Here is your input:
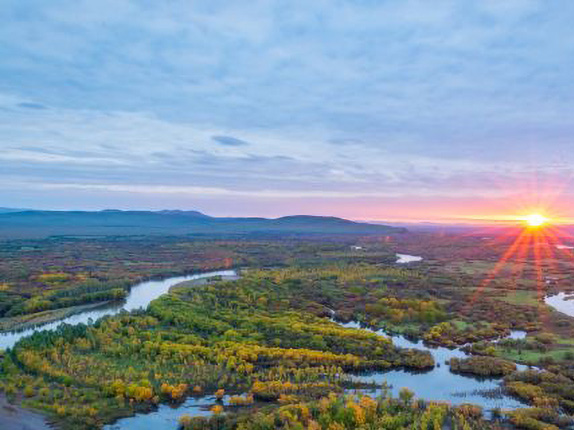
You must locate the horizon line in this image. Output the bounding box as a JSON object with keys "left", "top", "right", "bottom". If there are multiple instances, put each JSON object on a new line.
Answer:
{"left": 3, "top": 207, "right": 574, "bottom": 226}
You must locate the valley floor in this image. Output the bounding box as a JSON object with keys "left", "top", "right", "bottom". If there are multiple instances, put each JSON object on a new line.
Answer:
{"left": 1, "top": 234, "right": 574, "bottom": 430}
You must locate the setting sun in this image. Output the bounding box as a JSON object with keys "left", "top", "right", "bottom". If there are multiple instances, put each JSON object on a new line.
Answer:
{"left": 524, "top": 213, "right": 549, "bottom": 228}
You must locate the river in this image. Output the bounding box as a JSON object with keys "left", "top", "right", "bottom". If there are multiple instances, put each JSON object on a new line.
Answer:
{"left": 335, "top": 320, "right": 528, "bottom": 415}
{"left": 0, "top": 260, "right": 531, "bottom": 429}
{"left": 106, "top": 318, "right": 529, "bottom": 430}
{"left": 0, "top": 270, "right": 237, "bottom": 350}
{"left": 104, "top": 395, "right": 232, "bottom": 430}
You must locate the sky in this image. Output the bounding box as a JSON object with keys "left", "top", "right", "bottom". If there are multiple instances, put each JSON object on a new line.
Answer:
{"left": 1, "top": 0, "right": 574, "bottom": 222}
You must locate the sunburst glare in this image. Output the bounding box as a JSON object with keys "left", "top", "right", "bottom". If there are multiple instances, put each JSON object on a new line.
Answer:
{"left": 523, "top": 213, "right": 549, "bottom": 228}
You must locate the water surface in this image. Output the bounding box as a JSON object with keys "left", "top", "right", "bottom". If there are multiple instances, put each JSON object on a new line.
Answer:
{"left": 103, "top": 316, "right": 530, "bottom": 430}
{"left": 396, "top": 254, "right": 423, "bottom": 263}
{"left": 545, "top": 292, "right": 574, "bottom": 318}
{"left": 104, "top": 395, "right": 229, "bottom": 430}
{"left": 0, "top": 270, "right": 236, "bottom": 350}
{"left": 337, "top": 320, "right": 528, "bottom": 414}
{"left": 0, "top": 265, "right": 532, "bottom": 429}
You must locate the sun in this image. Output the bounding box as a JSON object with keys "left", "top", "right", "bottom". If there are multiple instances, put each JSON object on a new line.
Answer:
{"left": 523, "top": 213, "right": 549, "bottom": 228}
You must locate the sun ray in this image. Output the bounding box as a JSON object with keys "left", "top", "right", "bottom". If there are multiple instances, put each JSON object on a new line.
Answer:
{"left": 465, "top": 229, "right": 530, "bottom": 313}
{"left": 545, "top": 226, "right": 574, "bottom": 261}
{"left": 507, "top": 231, "right": 531, "bottom": 295}
{"left": 531, "top": 228, "right": 552, "bottom": 328}
{"left": 523, "top": 213, "right": 549, "bottom": 228}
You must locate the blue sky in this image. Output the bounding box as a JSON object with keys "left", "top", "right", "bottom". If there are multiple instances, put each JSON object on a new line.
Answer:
{"left": 1, "top": 0, "right": 573, "bottom": 220}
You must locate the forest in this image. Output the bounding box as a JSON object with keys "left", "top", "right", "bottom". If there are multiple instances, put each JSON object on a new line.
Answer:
{"left": 0, "top": 236, "right": 395, "bottom": 325}
{"left": 0, "top": 233, "right": 573, "bottom": 430}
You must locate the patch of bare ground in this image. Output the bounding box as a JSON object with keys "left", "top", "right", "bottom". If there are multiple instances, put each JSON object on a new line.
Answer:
{"left": 0, "top": 393, "right": 52, "bottom": 430}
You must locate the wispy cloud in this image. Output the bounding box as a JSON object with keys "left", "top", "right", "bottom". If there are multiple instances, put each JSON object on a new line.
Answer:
{"left": 212, "top": 135, "right": 251, "bottom": 146}
{"left": 1, "top": 1, "right": 573, "bottom": 218}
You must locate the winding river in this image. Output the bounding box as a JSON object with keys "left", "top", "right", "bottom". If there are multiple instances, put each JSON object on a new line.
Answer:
{"left": 107, "top": 319, "right": 530, "bottom": 430}
{"left": 1, "top": 253, "right": 419, "bottom": 350}
{"left": 335, "top": 320, "right": 528, "bottom": 415}
{"left": 0, "top": 255, "right": 533, "bottom": 428}
{"left": 0, "top": 270, "right": 237, "bottom": 350}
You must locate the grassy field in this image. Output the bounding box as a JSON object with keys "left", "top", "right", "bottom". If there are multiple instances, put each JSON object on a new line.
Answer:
{"left": 496, "top": 346, "right": 574, "bottom": 363}
{"left": 498, "top": 289, "right": 540, "bottom": 306}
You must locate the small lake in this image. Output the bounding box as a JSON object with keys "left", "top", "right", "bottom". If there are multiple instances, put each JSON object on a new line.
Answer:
{"left": 545, "top": 292, "right": 574, "bottom": 318}
{"left": 0, "top": 270, "right": 237, "bottom": 350}
{"left": 396, "top": 253, "right": 423, "bottom": 264}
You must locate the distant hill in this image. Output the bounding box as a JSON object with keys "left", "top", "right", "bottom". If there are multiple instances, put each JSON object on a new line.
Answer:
{"left": 0, "top": 207, "right": 30, "bottom": 213}
{"left": 0, "top": 210, "right": 405, "bottom": 239}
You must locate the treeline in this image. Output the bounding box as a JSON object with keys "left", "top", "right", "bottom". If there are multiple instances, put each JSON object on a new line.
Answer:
{"left": 449, "top": 356, "right": 516, "bottom": 377}
{"left": 505, "top": 369, "right": 574, "bottom": 416}
{"left": 179, "top": 392, "right": 495, "bottom": 430}
{"left": 453, "top": 296, "right": 542, "bottom": 333}
{"left": 1, "top": 264, "right": 436, "bottom": 429}
{"left": 423, "top": 321, "right": 510, "bottom": 347}
{"left": 4, "top": 279, "right": 130, "bottom": 316}
{"left": 365, "top": 297, "right": 447, "bottom": 324}
{"left": 0, "top": 237, "right": 399, "bottom": 318}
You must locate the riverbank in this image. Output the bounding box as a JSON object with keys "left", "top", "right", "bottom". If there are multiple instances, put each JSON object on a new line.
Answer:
{"left": 0, "top": 266, "right": 237, "bottom": 336}
{"left": 0, "top": 301, "right": 114, "bottom": 333}
{"left": 0, "top": 269, "right": 240, "bottom": 430}
{"left": 0, "top": 269, "right": 237, "bottom": 351}
{"left": 169, "top": 273, "right": 240, "bottom": 293}
{"left": 545, "top": 292, "right": 574, "bottom": 318}
{"left": 2, "top": 259, "right": 568, "bottom": 430}
{"left": 331, "top": 317, "right": 528, "bottom": 414}
{"left": 0, "top": 393, "right": 52, "bottom": 430}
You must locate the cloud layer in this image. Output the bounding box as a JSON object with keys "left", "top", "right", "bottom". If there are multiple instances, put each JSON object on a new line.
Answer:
{"left": 1, "top": 0, "right": 573, "bottom": 220}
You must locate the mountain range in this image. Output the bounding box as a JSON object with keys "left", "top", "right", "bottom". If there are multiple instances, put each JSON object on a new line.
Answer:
{"left": 0, "top": 209, "right": 404, "bottom": 239}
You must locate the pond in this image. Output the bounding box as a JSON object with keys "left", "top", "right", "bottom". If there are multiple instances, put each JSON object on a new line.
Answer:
{"left": 545, "top": 292, "right": 574, "bottom": 318}
{"left": 396, "top": 253, "right": 423, "bottom": 263}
